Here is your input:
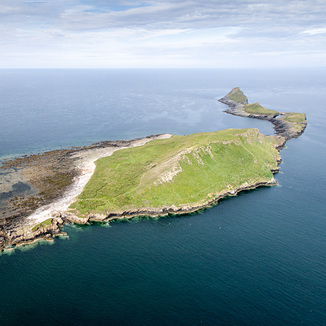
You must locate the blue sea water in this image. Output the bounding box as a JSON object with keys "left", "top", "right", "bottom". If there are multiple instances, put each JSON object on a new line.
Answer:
{"left": 0, "top": 68, "right": 326, "bottom": 325}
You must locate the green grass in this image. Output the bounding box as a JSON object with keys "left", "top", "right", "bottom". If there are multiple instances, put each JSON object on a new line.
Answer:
{"left": 32, "top": 218, "right": 52, "bottom": 231}
{"left": 281, "top": 112, "right": 306, "bottom": 123}
{"left": 244, "top": 103, "right": 280, "bottom": 116}
{"left": 70, "top": 129, "right": 280, "bottom": 217}
{"left": 228, "top": 88, "right": 248, "bottom": 103}
{"left": 280, "top": 112, "right": 307, "bottom": 133}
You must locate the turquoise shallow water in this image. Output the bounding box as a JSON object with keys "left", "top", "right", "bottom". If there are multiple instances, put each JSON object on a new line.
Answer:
{"left": 0, "top": 69, "right": 326, "bottom": 325}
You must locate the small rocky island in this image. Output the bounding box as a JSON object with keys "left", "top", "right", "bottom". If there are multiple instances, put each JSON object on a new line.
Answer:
{"left": 0, "top": 88, "right": 307, "bottom": 251}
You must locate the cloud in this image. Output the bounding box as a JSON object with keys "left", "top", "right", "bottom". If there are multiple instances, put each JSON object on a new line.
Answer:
{"left": 0, "top": 0, "right": 325, "bottom": 68}
{"left": 62, "top": 0, "right": 326, "bottom": 31}
{"left": 1, "top": 0, "right": 325, "bottom": 30}
{"left": 302, "top": 27, "right": 326, "bottom": 35}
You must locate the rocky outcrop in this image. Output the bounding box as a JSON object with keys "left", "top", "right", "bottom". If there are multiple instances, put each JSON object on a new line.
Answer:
{"left": 0, "top": 216, "right": 65, "bottom": 250}
{"left": 64, "top": 212, "right": 89, "bottom": 225}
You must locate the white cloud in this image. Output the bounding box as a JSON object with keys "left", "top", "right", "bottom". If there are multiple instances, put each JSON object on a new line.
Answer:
{"left": 302, "top": 28, "right": 326, "bottom": 35}
{"left": 0, "top": 0, "right": 325, "bottom": 68}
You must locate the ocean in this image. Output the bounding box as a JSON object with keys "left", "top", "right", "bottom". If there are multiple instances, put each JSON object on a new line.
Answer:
{"left": 0, "top": 68, "right": 326, "bottom": 325}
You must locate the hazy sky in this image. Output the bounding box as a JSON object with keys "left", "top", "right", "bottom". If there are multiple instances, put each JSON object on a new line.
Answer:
{"left": 1, "top": 0, "right": 326, "bottom": 68}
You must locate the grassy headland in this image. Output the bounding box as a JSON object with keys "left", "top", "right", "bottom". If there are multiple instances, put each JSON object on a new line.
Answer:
{"left": 281, "top": 112, "right": 306, "bottom": 123}
{"left": 279, "top": 112, "right": 307, "bottom": 133}
{"left": 70, "top": 128, "right": 281, "bottom": 218}
{"left": 244, "top": 103, "right": 280, "bottom": 116}
{"left": 227, "top": 87, "right": 248, "bottom": 103}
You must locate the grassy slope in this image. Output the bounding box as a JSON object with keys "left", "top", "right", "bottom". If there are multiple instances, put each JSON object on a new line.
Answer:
{"left": 226, "top": 88, "right": 279, "bottom": 116}
{"left": 281, "top": 112, "right": 306, "bottom": 123}
{"left": 32, "top": 218, "right": 52, "bottom": 231}
{"left": 70, "top": 129, "right": 280, "bottom": 217}
{"left": 228, "top": 88, "right": 248, "bottom": 103}
{"left": 280, "top": 112, "right": 307, "bottom": 133}
{"left": 244, "top": 103, "right": 280, "bottom": 116}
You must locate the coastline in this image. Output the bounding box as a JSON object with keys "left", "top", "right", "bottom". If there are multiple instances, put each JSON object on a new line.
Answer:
{"left": 0, "top": 134, "right": 172, "bottom": 250}
{"left": 1, "top": 160, "right": 278, "bottom": 252}
{"left": 26, "top": 133, "right": 172, "bottom": 227}
{"left": 71, "top": 178, "right": 278, "bottom": 223}
{"left": 0, "top": 88, "right": 307, "bottom": 251}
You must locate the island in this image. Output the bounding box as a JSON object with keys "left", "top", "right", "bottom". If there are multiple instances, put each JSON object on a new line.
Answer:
{"left": 69, "top": 128, "right": 282, "bottom": 222}
{"left": 0, "top": 88, "right": 307, "bottom": 251}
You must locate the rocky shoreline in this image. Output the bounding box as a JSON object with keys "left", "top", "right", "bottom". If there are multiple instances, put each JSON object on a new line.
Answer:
{"left": 0, "top": 88, "right": 307, "bottom": 252}
{"left": 71, "top": 178, "right": 278, "bottom": 222}
{"left": 0, "top": 216, "right": 66, "bottom": 251}
{"left": 1, "top": 177, "right": 278, "bottom": 251}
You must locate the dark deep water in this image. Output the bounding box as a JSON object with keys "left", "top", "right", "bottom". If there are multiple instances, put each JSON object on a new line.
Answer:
{"left": 0, "top": 69, "right": 326, "bottom": 325}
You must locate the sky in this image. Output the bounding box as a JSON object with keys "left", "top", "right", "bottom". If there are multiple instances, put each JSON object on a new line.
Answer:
{"left": 1, "top": 0, "right": 326, "bottom": 68}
